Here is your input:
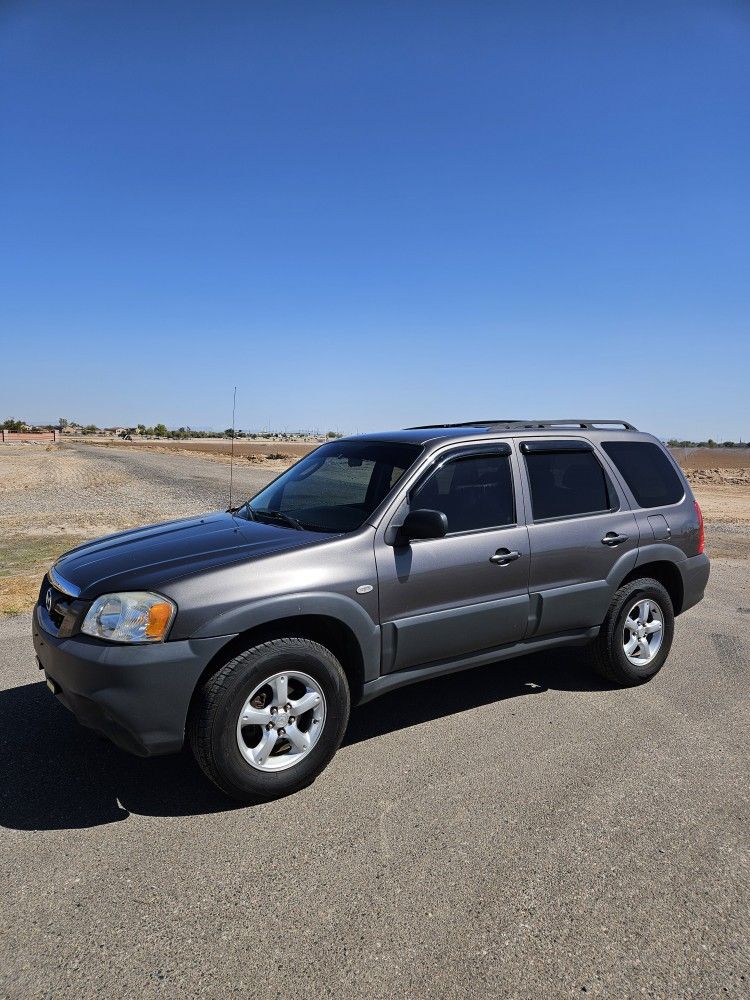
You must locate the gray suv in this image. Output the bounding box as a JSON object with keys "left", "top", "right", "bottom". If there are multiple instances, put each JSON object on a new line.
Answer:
{"left": 33, "top": 419, "right": 709, "bottom": 802}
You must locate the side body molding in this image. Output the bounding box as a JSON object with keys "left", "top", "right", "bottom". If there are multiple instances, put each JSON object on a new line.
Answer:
{"left": 190, "top": 591, "right": 382, "bottom": 683}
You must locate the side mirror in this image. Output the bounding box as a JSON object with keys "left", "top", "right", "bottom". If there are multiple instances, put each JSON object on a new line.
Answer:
{"left": 388, "top": 508, "right": 448, "bottom": 546}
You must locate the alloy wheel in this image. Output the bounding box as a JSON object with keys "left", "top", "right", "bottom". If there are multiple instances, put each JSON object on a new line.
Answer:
{"left": 622, "top": 598, "right": 664, "bottom": 666}
{"left": 236, "top": 670, "right": 326, "bottom": 772}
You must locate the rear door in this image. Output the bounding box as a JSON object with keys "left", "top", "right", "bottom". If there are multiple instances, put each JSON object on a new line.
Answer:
{"left": 519, "top": 439, "right": 639, "bottom": 636}
{"left": 599, "top": 439, "right": 699, "bottom": 558}
{"left": 374, "top": 443, "right": 530, "bottom": 673}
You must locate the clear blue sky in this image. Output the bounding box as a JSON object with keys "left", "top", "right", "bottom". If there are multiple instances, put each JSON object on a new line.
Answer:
{"left": 1, "top": 1, "right": 748, "bottom": 440}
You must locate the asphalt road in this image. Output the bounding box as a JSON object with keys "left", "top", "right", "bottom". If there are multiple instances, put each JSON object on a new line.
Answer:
{"left": 0, "top": 454, "right": 748, "bottom": 998}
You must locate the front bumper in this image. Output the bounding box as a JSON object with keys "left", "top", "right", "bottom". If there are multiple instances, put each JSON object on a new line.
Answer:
{"left": 32, "top": 605, "right": 234, "bottom": 756}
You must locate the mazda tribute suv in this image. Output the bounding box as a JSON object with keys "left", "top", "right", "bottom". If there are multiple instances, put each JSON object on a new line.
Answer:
{"left": 33, "top": 419, "right": 709, "bottom": 802}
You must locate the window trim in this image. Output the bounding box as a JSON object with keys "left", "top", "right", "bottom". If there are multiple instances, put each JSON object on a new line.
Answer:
{"left": 519, "top": 439, "right": 591, "bottom": 454}
{"left": 522, "top": 440, "right": 621, "bottom": 524}
{"left": 404, "top": 444, "right": 518, "bottom": 538}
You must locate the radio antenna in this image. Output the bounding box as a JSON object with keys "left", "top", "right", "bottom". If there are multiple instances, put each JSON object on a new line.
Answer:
{"left": 229, "top": 385, "right": 237, "bottom": 509}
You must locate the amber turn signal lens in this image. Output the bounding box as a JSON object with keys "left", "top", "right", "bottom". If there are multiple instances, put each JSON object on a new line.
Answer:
{"left": 145, "top": 601, "right": 174, "bottom": 639}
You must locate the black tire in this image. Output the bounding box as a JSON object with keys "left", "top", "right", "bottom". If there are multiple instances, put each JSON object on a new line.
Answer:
{"left": 188, "top": 637, "right": 350, "bottom": 803}
{"left": 587, "top": 578, "right": 675, "bottom": 686}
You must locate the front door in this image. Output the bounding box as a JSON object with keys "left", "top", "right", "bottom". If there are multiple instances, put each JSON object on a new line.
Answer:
{"left": 374, "top": 445, "right": 530, "bottom": 673}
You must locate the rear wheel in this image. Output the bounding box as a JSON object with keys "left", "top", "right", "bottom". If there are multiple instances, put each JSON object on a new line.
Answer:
{"left": 587, "top": 578, "right": 674, "bottom": 686}
{"left": 189, "top": 637, "right": 350, "bottom": 802}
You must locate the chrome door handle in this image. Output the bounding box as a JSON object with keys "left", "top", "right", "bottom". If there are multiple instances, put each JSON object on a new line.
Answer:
{"left": 601, "top": 532, "right": 628, "bottom": 546}
{"left": 490, "top": 549, "right": 521, "bottom": 565}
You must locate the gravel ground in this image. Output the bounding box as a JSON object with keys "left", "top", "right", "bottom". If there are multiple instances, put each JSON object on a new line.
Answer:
{"left": 0, "top": 442, "right": 277, "bottom": 530}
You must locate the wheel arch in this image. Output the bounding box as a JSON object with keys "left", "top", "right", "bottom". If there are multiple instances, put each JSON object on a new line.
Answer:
{"left": 188, "top": 612, "right": 370, "bottom": 722}
{"left": 618, "top": 560, "right": 685, "bottom": 615}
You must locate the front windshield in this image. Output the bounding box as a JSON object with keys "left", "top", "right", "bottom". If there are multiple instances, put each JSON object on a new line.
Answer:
{"left": 238, "top": 440, "right": 422, "bottom": 533}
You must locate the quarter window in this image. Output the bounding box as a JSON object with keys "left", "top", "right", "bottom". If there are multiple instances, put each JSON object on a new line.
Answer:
{"left": 601, "top": 441, "right": 684, "bottom": 508}
{"left": 410, "top": 452, "right": 515, "bottom": 534}
{"left": 525, "top": 449, "right": 613, "bottom": 520}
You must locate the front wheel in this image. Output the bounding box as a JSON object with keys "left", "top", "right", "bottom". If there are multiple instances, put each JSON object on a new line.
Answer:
{"left": 189, "top": 637, "right": 350, "bottom": 802}
{"left": 587, "top": 578, "right": 675, "bottom": 686}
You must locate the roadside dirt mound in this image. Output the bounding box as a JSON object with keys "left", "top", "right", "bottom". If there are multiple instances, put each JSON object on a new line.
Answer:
{"left": 685, "top": 468, "right": 750, "bottom": 487}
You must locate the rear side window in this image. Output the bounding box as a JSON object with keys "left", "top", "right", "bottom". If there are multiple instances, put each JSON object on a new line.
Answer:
{"left": 601, "top": 441, "right": 685, "bottom": 508}
{"left": 524, "top": 449, "right": 613, "bottom": 520}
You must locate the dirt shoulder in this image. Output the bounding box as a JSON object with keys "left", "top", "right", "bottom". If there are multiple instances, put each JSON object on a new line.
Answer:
{"left": 685, "top": 468, "right": 750, "bottom": 522}
{"left": 684, "top": 469, "right": 750, "bottom": 559}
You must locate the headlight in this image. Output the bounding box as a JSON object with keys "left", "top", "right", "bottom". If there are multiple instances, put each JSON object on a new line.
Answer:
{"left": 81, "top": 592, "right": 176, "bottom": 643}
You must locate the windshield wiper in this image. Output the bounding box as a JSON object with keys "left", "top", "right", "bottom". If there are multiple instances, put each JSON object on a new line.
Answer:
{"left": 251, "top": 508, "right": 306, "bottom": 531}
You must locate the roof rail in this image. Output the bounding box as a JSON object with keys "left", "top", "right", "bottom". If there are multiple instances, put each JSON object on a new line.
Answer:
{"left": 407, "top": 420, "right": 522, "bottom": 429}
{"left": 485, "top": 418, "right": 638, "bottom": 431}
{"left": 408, "top": 418, "right": 638, "bottom": 431}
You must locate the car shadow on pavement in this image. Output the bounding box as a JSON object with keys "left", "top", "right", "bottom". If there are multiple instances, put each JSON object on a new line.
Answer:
{"left": 0, "top": 681, "right": 235, "bottom": 831}
{"left": 0, "top": 648, "right": 612, "bottom": 831}
{"left": 343, "top": 645, "right": 613, "bottom": 747}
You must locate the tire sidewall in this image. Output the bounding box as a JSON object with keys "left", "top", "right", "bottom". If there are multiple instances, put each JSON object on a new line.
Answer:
{"left": 209, "top": 640, "right": 349, "bottom": 801}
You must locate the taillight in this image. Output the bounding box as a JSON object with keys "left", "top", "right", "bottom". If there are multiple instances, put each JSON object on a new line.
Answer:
{"left": 694, "top": 500, "right": 705, "bottom": 554}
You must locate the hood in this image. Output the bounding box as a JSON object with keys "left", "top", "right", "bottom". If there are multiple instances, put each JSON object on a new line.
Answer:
{"left": 52, "top": 512, "right": 329, "bottom": 599}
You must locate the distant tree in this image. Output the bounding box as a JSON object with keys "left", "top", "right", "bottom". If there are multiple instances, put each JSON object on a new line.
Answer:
{"left": 136, "top": 424, "right": 146, "bottom": 434}
{"left": 59, "top": 417, "right": 69, "bottom": 429}
{"left": 326, "top": 430, "right": 342, "bottom": 438}
{"left": 2, "top": 418, "right": 26, "bottom": 432}
{"left": 153, "top": 423, "right": 168, "bottom": 437}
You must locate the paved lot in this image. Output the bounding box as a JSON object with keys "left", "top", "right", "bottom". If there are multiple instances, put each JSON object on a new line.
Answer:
{"left": 0, "top": 450, "right": 748, "bottom": 998}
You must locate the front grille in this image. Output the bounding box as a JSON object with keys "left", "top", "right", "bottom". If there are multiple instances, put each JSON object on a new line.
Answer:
{"left": 40, "top": 579, "right": 74, "bottom": 633}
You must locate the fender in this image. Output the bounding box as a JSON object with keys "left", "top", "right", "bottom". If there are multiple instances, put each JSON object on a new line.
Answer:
{"left": 633, "top": 541, "right": 688, "bottom": 569}
{"left": 190, "top": 590, "right": 382, "bottom": 683}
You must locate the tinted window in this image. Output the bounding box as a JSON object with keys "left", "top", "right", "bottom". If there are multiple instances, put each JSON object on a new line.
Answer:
{"left": 602, "top": 441, "right": 684, "bottom": 507}
{"left": 525, "top": 449, "right": 612, "bottom": 519}
{"left": 244, "top": 441, "right": 421, "bottom": 532}
{"left": 410, "top": 453, "right": 515, "bottom": 533}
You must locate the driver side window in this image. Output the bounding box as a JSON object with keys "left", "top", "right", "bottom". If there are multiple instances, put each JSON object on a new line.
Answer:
{"left": 410, "top": 452, "right": 515, "bottom": 534}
